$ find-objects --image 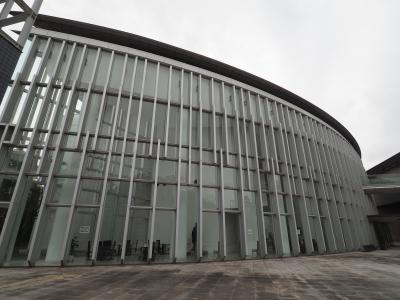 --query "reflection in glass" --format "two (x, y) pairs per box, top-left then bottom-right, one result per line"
(156, 185), (176, 208)
(48, 178), (76, 205)
(98, 181), (128, 264)
(0, 175), (17, 202)
(177, 187), (198, 261)
(37, 207), (69, 265)
(132, 182), (152, 206)
(224, 189), (238, 210)
(158, 160), (178, 183)
(153, 210), (175, 262)
(125, 209), (151, 263)
(202, 188), (219, 210)
(244, 192), (259, 257)
(8, 177), (44, 265)
(202, 212), (220, 261)
(66, 207), (99, 265)
(264, 215), (276, 256)
(225, 213), (241, 259)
